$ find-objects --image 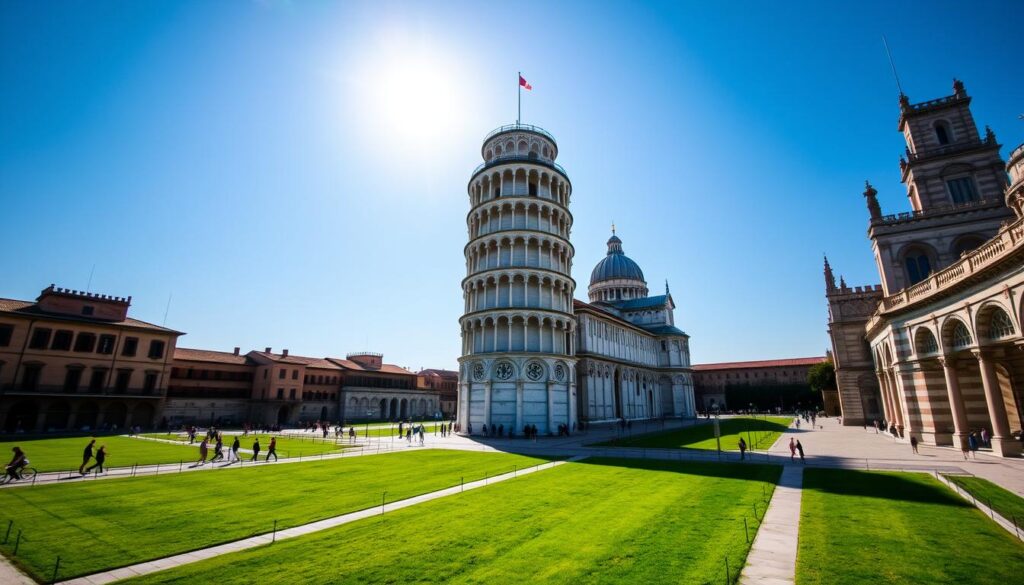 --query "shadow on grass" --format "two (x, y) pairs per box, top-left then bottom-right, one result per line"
(804, 468), (971, 507)
(573, 455), (782, 482)
(590, 416), (791, 448)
